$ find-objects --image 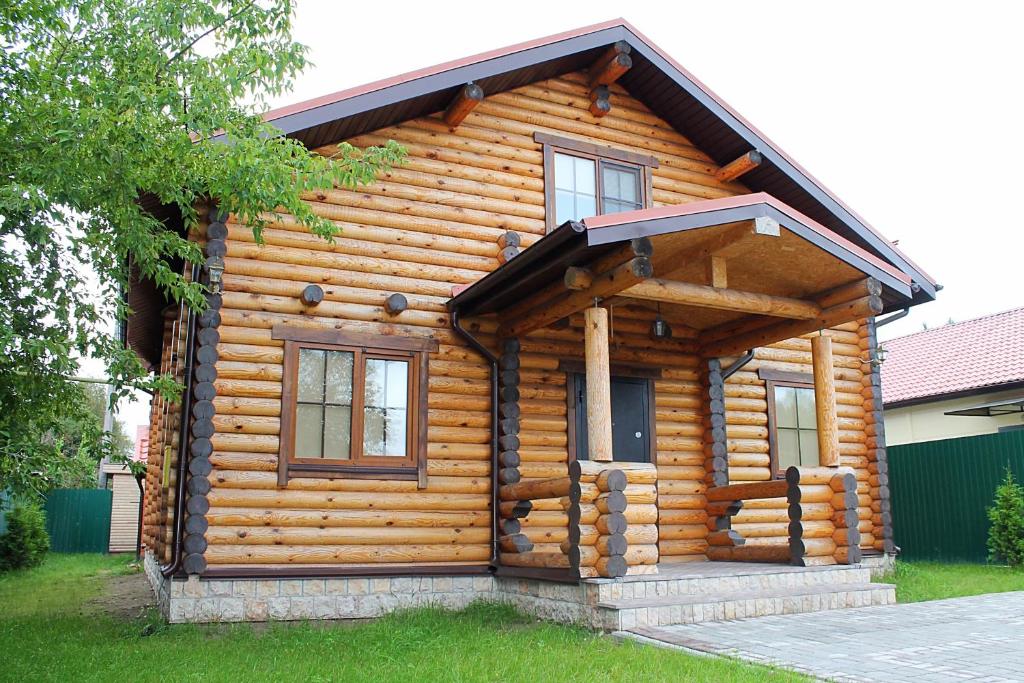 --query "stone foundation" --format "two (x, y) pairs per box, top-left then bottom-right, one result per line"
(144, 552), (898, 628)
